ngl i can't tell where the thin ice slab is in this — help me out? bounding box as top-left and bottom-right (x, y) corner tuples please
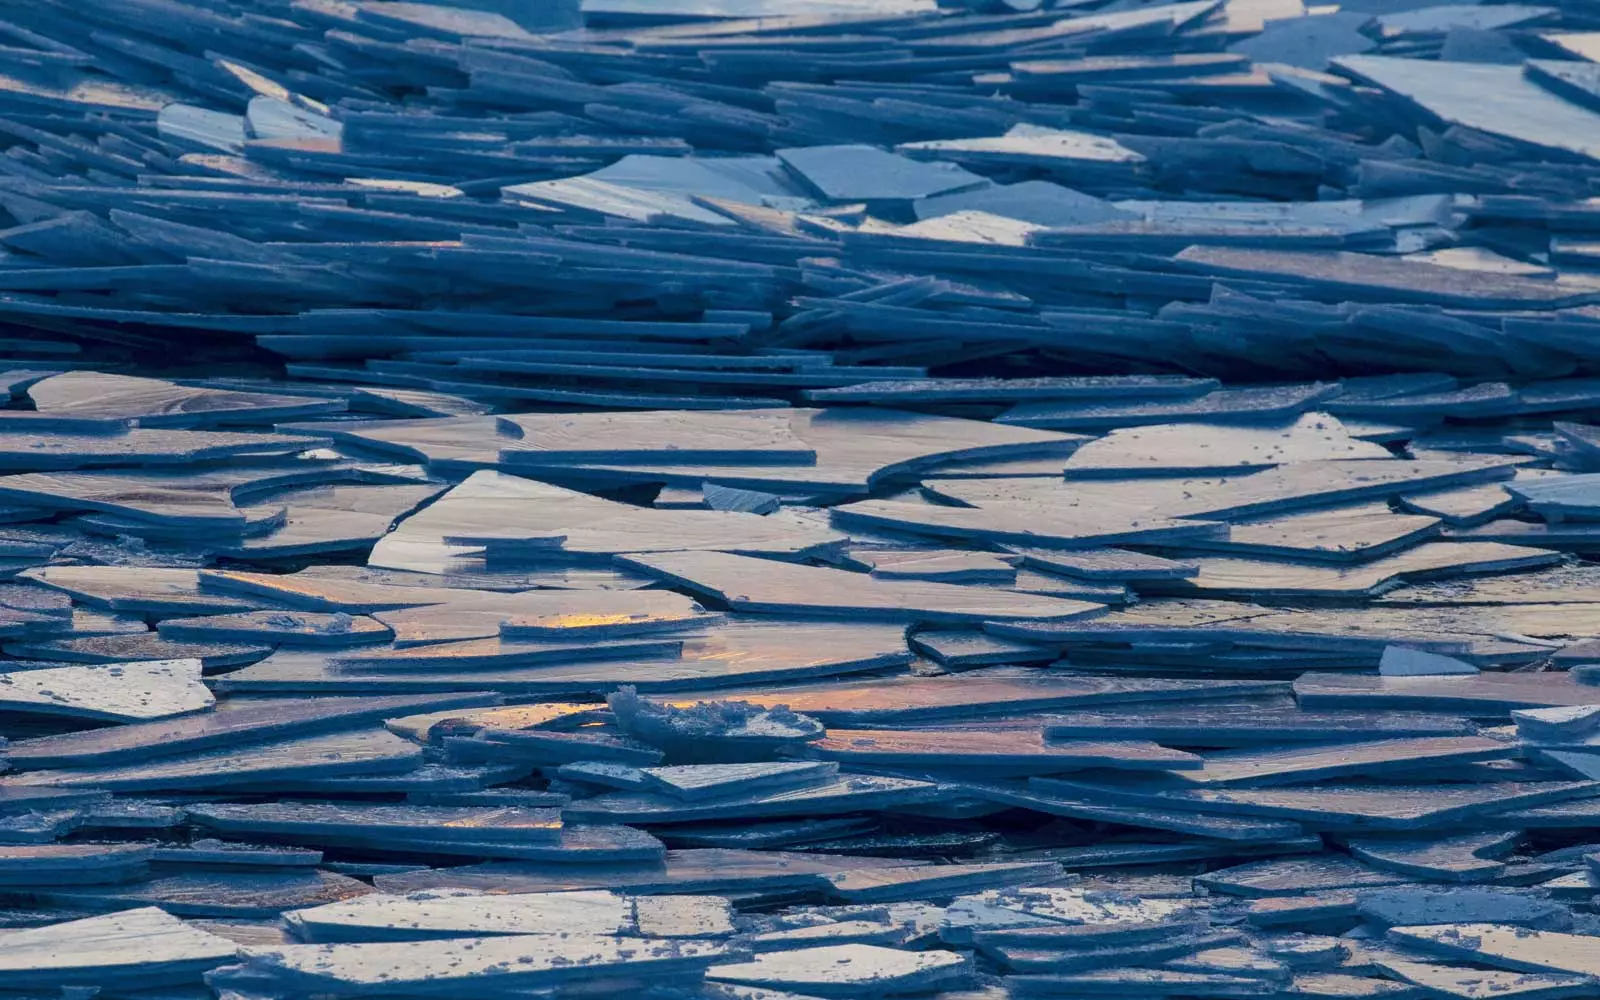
(708, 943), (971, 996)
(370, 849), (924, 897)
(285, 888), (733, 942)
(5, 692), (498, 768)
(371, 471), (845, 573)
(4, 727), (423, 791)
(619, 550), (1105, 624)
(1063, 415), (1391, 477)
(212, 933), (736, 994)
(663, 672), (1287, 726)
(496, 410), (817, 465)
(0, 658), (211, 722)
(562, 774), (944, 824)
(805, 728), (1201, 775)
(1387, 924), (1600, 977)
(27, 371), (343, 427)
(641, 762), (840, 801)
(0, 906), (239, 990)
(157, 610), (394, 647)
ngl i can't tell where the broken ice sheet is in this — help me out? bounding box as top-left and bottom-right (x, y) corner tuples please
(1378, 563), (1600, 605)
(1008, 547), (1199, 581)
(222, 481), (445, 559)
(0, 427), (332, 472)
(145, 844), (318, 878)
(641, 761), (840, 801)
(482, 408), (1082, 495)
(500, 591), (719, 640)
(563, 773), (946, 824)
(930, 457), (1517, 525)
(285, 888), (734, 942)
(858, 549), (1016, 584)
(218, 818), (664, 863)
(1178, 245), (1594, 309)
(0, 842), (152, 885)
(372, 847), (918, 898)
(829, 496), (1225, 550)
(1229, 10), (1376, 67)
(1342, 830), (1520, 882)
(385, 700), (605, 743)
(5, 691), (498, 768)
(709, 943), (970, 995)
(1379, 646), (1478, 676)
(328, 633), (684, 672)
(1387, 924), (1600, 977)
(508, 176), (770, 227)
(609, 686), (825, 761)
(946, 886), (1197, 944)
(1505, 473), (1600, 520)
(496, 409), (818, 465)
(211, 933), (735, 994)
(1513, 704), (1600, 742)
(1144, 541), (1557, 599)
(13, 867), (373, 918)
(1337, 55), (1600, 163)
(1154, 735), (1512, 787)
(779, 144), (988, 205)
(619, 550), (1105, 624)
(747, 918), (910, 952)
(157, 610), (394, 647)
(899, 122), (1144, 172)
(704, 483), (782, 515)
(4, 727), (423, 791)
(21, 566), (266, 615)
(1294, 671), (1600, 714)
(1035, 775), (1596, 830)
(1009, 600), (1579, 661)
(362, 589), (711, 646)
(674, 672), (1287, 726)
(453, 723), (665, 765)
(215, 618), (911, 696)
(1196, 856), (1408, 897)
(0, 658), (211, 722)
(1164, 501), (1444, 563)
(1374, 957), (1596, 1000)
(188, 800), (562, 847)
(913, 180), (1134, 228)
(369, 471), (846, 574)
(27, 371), (344, 426)
(910, 630), (1057, 668)
(507, 152), (816, 224)
(804, 727), (1202, 775)
(1001, 384), (1342, 432)
(0, 906), (239, 990)
(828, 863), (1064, 904)
(1063, 415), (1392, 477)
(0, 462), (354, 532)
(196, 566), (559, 614)
(0, 631), (271, 667)
(664, 816), (880, 853)
(1043, 701), (1475, 746)
(16, 0), (1600, 989)
(1399, 480), (1520, 526)
(811, 376), (1214, 406)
